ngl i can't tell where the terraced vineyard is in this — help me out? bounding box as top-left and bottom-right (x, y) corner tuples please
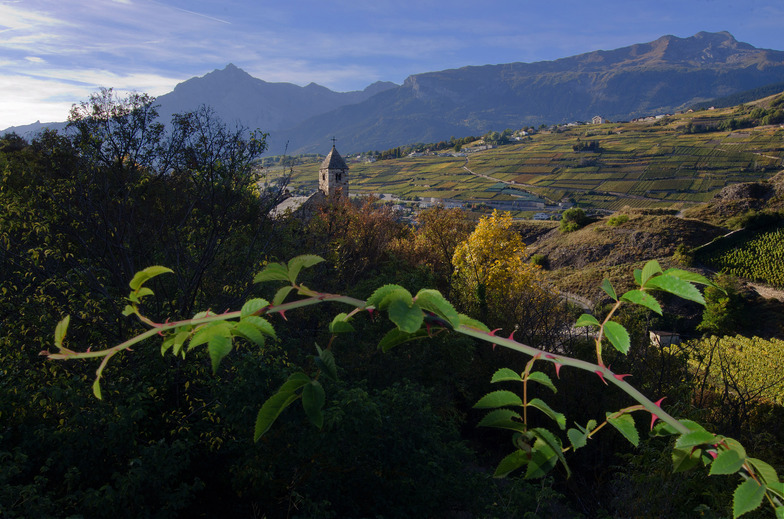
(697, 223), (784, 287)
(283, 103), (784, 211)
(692, 335), (784, 406)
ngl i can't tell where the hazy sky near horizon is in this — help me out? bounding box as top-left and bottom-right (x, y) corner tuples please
(2, 0), (783, 129)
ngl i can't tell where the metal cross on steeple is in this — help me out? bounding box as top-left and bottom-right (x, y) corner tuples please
(331, 136), (337, 147)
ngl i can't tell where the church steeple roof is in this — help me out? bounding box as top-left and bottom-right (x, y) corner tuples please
(320, 145), (348, 170)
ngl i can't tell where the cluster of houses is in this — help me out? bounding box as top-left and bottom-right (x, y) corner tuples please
(271, 140), (571, 221)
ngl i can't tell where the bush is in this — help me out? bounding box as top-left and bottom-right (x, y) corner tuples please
(606, 214), (629, 227)
(530, 253), (549, 269)
(560, 208), (588, 233)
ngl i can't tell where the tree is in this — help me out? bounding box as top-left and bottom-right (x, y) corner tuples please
(305, 196), (406, 287)
(0, 92), (296, 517)
(452, 211), (548, 322)
(697, 274), (744, 336)
(560, 207), (588, 233)
(392, 206), (473, 293)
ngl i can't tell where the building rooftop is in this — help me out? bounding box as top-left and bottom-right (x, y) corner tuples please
(320, 145), (348, 170)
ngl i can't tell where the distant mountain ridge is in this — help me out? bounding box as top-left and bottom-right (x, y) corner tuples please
(278, 31), (784, 153)
(155, 64), (397, 134)
(1, 65), (397, 143)
(4, 32), (784, 155)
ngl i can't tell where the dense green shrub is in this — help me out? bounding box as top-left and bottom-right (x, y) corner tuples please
(560, 208), (589, 233)
(606, 214), (629, 227)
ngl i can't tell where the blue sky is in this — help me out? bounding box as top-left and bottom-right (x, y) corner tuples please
(2, 0), (783, 129)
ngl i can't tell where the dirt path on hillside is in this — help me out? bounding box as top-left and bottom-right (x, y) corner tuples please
(747, 282), (784, 302)
(559, 291), (593, 310)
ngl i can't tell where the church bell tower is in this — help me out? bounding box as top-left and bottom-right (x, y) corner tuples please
(319, 142), (349, 197)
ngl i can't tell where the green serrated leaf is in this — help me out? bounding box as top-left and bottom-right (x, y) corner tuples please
(287, 255), (324, 284)
(494, 449), (529, 478)
(710, 449), (745, 476)
(604, 321), (631, 354)
(527, 371), (557, 393)
(733, 478), (766, 518)
(278, 372), (312, 393)
(531, 427), (570, 477)
(568, 428), (588, 450)
(641, 260), (663, 286)
(601, 278), (617, 301)
(526, 438), (559, 479)
(208, 334), (233, 374)
(329, 313), (355, 334)
(232, 322), (266, 346)
(161, 336), (175, 355)
(474, 390), (524, 409)
(272, 286), (294, 306)
(254, 391), (300, 441)
(135, 287), (154, 299)
(651, 421), (680, 437)
(672, 446), (702, 473)
(680, 419), (708, 433)
(607, 412), (639, 446)
(491, 368), (522, 383)
(242, 315), (277, 340)
(54, 315), (70, 349)
(122, 305), (136, 317)
(620, 289), (663, 315)
(92, 378), (102, 400)
(189, 322), (233, 350)
(676, 430), (716, 449)
(633, 268), (642, 286)
(414, 289), (461, 328)
(302, 380), (325, 429)
(528, 398), (566, 429)
(367, 284), (409, 309)
(574, 313), (600, 328)
(315, 345), (338, 381)
(646, 275), (706, 306)
(457, 314), (490, 332)
(253, 262), (290, 283)
(747, 458), (779, 486)
(377, 328), (430, 352)
(662, 268), (715, 286)
(723, 438), (747, 459)
(172, 330), (189, 357)
(768, 482), (784, 500)
(387, 297), (424, 333)
(241, 298), (270, 318)
(129, 266), (173, 291)
(477, 409), (526, 432)
(379, 287), (413, 308)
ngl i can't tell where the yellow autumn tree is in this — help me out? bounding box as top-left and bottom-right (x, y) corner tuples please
(452, 211), (567, 347)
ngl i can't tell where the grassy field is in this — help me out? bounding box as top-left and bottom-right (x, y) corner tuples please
(279, 104), (784, 211)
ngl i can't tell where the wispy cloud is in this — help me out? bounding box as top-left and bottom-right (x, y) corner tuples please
(2, 0), (784, 128)
(167, 5), (231, 24)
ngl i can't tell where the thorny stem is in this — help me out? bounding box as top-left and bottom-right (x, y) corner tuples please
(457, 325), (691, 435)
(47, 290), (691, 437)
(45, 293), (366, 361)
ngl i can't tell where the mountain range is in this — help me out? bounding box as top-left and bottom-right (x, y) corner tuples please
(5, 31), (784, 155)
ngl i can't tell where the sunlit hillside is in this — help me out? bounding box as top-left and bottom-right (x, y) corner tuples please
(282, 95), (784, 212)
